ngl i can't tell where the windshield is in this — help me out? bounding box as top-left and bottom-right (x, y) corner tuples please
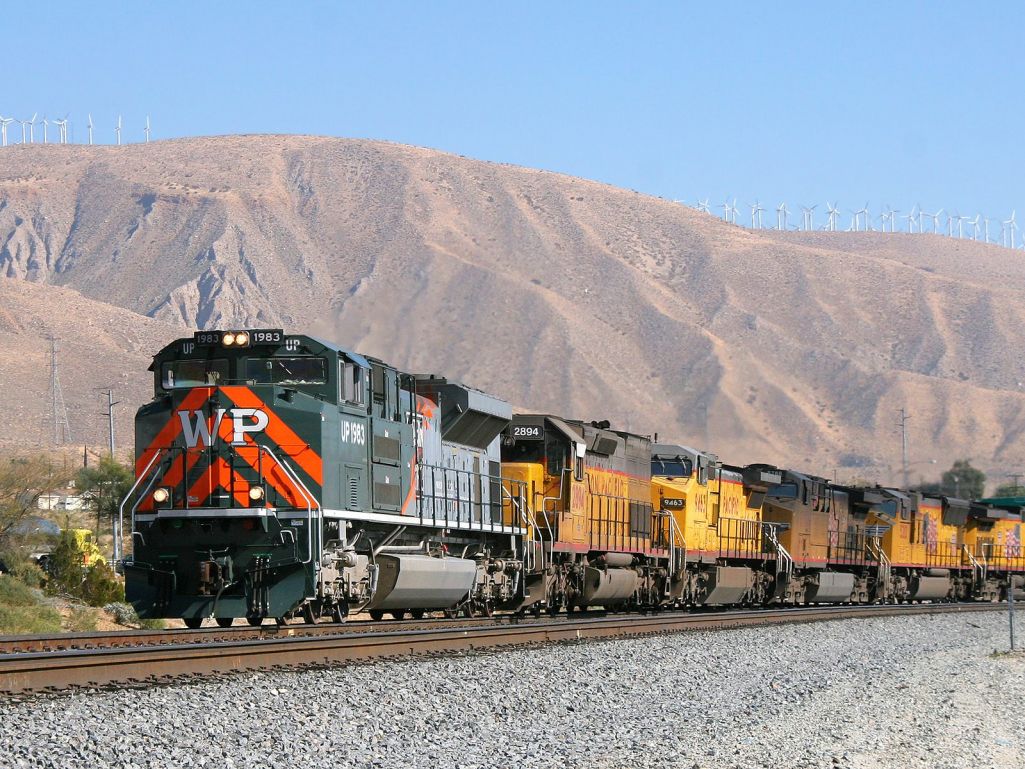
(161, 359), (229, 389)
(651, 458), (692, 478)
(246, 357), (327, 385)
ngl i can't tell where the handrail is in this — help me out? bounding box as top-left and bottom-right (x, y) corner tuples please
(119, 449), (168, 563)
(762, 522), (794, 589)
(963, 544), (986, 587)
(501, 484), (539, 572)
(664, 511), (687, 596)
(260, 445), (320, 566)
(866, 537), (891, 601)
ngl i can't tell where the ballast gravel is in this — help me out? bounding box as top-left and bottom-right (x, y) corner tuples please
(1, 610), (1022, 769)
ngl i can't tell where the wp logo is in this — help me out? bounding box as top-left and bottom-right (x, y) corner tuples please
(178, 409), (269, 448)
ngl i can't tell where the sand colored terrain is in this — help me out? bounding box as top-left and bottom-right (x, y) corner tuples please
(1, 136), (1024, 485)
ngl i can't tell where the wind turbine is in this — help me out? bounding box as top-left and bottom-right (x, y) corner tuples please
(0, 116), (12, 147)
(115, 114), (122, 146)
(954, 213), (965, 239)
(928, 208), (943, 233)
(854, 202), (871, 232)
(800, 204), (817, 231)
(27, 113), (37, 143)
(968, 214), (980, 240)
(750, 200), (765, 229)
(144, 115), (150, 143)
(887, 206), (900, 233)
(41, 116), (49, 144)
(696, 198), (711, 214)
(983, 217), (992, 243)
(1003, 210), (1017, 248)
(52, 115), (69, 144)
(916, 204), (924, 233)
(826, 203), (840, 232)
(776, 202), (790, 230)
(902, 210), (915, 233)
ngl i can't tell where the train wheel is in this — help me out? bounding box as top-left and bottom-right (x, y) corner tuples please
(443, 608), (459, 619)
(302, 603), (317, 625)
(215, 617), (233, 628)
(410, 609), (425, 620)
(183, 617), (203, 629)
(247, 616), (264, 627)
(369, 609), (385, 621)
(332, 604), (349, 623)
(391, 610), (407, 620)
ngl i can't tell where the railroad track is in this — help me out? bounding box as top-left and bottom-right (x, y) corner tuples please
(0, 603), (1001, 695)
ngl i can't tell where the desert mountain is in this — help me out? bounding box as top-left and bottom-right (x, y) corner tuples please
(1, 136), (1024, 487)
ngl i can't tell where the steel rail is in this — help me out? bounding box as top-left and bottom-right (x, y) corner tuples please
(0, 603), (1001, 696)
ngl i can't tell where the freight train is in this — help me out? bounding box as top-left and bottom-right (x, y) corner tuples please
(122, 329), (1025, 626)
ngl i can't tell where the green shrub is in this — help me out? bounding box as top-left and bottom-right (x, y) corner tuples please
(0, 551), (46, 588)
(81, 562), (124, 606)
(0, 574), (62, 635)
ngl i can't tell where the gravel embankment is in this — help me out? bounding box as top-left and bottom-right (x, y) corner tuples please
(1, 610), (1022, 769)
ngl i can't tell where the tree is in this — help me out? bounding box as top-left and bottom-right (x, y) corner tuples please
(76, 456), (133, 545)
(941, 460), (986, 500)
(992, 482), (1025, 499)
(0, 455), (69, 551)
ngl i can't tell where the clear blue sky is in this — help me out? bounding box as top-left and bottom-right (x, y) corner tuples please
(3, 2), (1023, 225)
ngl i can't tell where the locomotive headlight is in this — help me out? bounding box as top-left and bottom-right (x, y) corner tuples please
(222, 332), (237, 347)
(234, 331), (250, 347)
(152, 487), (171, 507)
(248, 486), (265, 503)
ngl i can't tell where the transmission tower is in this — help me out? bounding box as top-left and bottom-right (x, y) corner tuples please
(48, 335), (72, 445)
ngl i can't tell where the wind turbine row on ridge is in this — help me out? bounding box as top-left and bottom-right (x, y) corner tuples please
(681, 197), (1025, 248)
(0, 113), (151, 147)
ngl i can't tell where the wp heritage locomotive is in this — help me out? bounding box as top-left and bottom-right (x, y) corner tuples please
(123, 330), (1024, 625)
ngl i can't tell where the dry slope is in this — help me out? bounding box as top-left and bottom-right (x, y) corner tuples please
(1, 136), (1024, 484)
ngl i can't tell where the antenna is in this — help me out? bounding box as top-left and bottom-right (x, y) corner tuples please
(48, 335), (72, 445)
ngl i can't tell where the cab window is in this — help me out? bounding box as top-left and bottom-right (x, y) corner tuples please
(651, 458), (693, 478)
(162, 359), (229, 389)
(545, 437), (567, 477)
(340, 359), (365, 405)
(246, 357), (326, 385)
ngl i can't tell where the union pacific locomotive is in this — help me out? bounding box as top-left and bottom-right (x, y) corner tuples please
(123, 329), (1024, 626)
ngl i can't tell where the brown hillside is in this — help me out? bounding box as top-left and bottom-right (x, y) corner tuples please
(1, 136), (1024, 487)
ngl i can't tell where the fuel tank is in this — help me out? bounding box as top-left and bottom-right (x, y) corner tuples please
(908, 575), (951, 600)
(579, 567), (638, 606)
(367, 553), (477, 610)
(805, 571), (855, 603)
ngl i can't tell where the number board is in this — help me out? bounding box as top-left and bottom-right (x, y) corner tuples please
(512, 425), (544, 440)
(194, 331), (222, 346)
(250, 329), (284, 345)
(661, 498), (685, 510)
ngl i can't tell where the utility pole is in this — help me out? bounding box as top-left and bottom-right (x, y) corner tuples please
(100, 388), (121, 457)
(896, 408), (910, 488)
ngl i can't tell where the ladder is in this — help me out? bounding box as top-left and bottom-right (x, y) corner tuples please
(664, 513), (687, 597)
(762, 523), (793, 597)
(867, 538), (891, 601)
(963, 544), (986, 590)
